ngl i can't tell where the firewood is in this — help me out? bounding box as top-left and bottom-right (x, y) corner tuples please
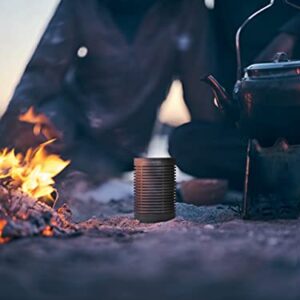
(0, 184), (79, 241)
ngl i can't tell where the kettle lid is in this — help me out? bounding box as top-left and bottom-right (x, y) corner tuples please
(245, 52), (300, 78)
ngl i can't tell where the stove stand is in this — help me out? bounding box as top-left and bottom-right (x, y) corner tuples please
(242, 139), (300, 220)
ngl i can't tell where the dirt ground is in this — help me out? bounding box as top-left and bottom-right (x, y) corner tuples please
(0, 184), (300, 300)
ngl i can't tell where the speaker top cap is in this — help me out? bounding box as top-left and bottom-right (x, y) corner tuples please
(134, 158), (176, 167)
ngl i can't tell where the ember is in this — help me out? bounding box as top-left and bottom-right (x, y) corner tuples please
(42, 226), (54, 237)
(0, 185), (79, 243)
(0, 219), (9, 244)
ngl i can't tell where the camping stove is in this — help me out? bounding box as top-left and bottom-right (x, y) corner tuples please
(200, 0), (300, 220)
(242, 139), (300, 220)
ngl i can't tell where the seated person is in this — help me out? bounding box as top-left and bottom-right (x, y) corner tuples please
(0, 0), (218, 182)
(169, 0), (300, 190)
(1, 0), (300, 189)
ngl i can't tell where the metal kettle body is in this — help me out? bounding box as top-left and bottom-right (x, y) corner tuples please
(235, 68), (300, 144)
(202, 0), (300, 145)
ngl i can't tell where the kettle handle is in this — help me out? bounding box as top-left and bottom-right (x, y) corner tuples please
(236, 0), (275, 80)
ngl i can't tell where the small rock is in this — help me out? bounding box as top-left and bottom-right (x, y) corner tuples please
(248, 231), (254, 238)
(204, 224), (215, 230)
(267, 237), (279, 246)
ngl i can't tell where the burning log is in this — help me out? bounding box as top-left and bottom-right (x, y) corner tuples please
(0, 185), (79, 243)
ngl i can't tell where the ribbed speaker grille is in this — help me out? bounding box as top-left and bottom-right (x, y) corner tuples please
(134, 158), (176, 223)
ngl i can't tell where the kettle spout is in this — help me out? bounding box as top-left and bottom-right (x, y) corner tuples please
(201, 75), (238, 122)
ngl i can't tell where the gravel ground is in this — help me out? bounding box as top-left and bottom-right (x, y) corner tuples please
(0, 184), (300, 300)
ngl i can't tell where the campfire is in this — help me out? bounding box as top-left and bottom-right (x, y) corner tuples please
(0, 107), (143, 244)
(0, 107), (77, 243)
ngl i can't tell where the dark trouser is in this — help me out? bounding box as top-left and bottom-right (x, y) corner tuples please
(169, 122), (248, 190)
(43, 97), (135, 181)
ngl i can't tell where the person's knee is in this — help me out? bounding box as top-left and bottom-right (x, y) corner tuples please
(169, 123), (187, 158)
(168, 121), (247, 189)
(169, 122), (208, 176)
(169, 123), (194, 167)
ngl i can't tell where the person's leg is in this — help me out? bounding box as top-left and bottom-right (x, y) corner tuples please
(37, 96), (77, 152)
(169, 121), (248, 190)
(0, 96), (130, 184)
(39, 98), (133, 183)
(0, 96), (76, 153)
(40, 97), (134, 183)
(63, 136), (133, 183)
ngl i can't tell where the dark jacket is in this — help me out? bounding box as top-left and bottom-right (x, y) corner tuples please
(1, 0), (219, 161)
(1, 0), (300, 162)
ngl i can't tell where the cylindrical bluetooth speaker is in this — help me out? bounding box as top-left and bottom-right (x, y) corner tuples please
(134, 158), (176, 223)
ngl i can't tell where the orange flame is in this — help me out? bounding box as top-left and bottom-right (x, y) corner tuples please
(19, 106), (61, 140)
(0, 140), (70, 204)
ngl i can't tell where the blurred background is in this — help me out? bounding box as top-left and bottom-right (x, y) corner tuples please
(0, 0), (220, 126)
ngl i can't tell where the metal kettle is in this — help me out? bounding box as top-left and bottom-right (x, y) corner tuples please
(202, 0), (300, 144)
